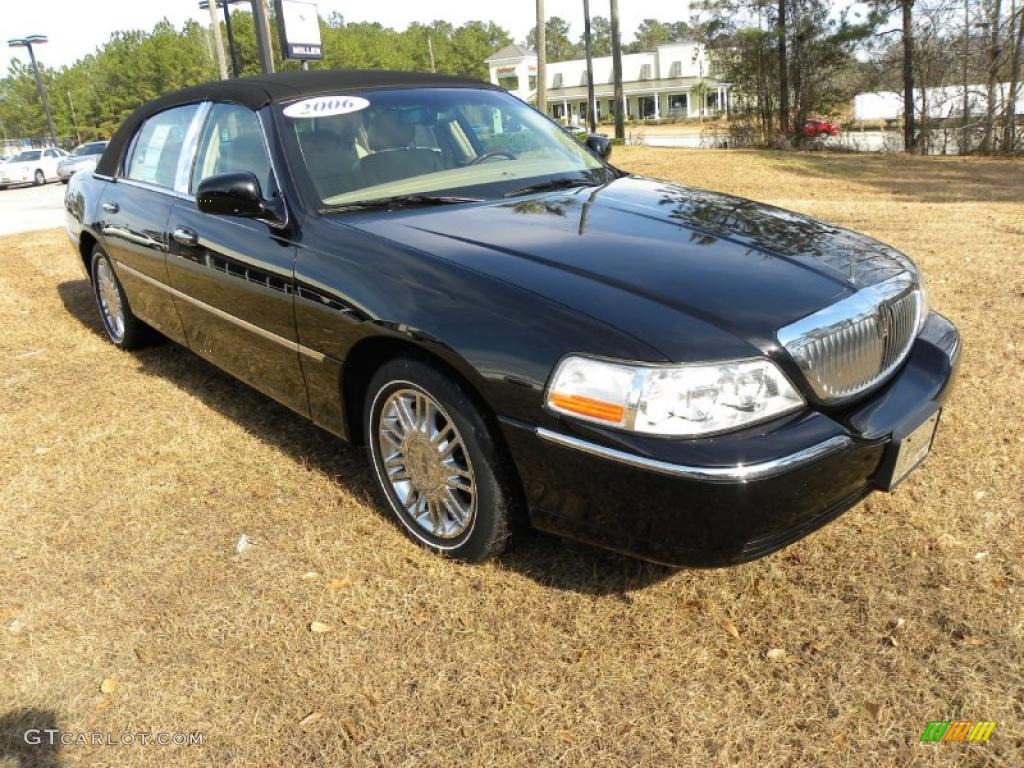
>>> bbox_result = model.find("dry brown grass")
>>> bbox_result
[1,149,1022,767]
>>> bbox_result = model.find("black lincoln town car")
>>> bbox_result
[65,70,960,567]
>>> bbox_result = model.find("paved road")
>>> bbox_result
[0,181,67,236]
[641,131,897,151]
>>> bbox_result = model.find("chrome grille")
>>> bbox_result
[777,274,923,402]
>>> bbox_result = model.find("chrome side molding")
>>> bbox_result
[113,259,325,363]
[536,428,853,483]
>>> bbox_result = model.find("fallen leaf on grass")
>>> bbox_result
[327,577,352,591]
[412,612,428,626]
[234,534,251,554]
[298,711,322,728]
[1,603,23,620]
[865,702,881,720]
[300,571,320,582]
[722,619,740,639]
[557,729,575,746]
[343,720,361,741]
[766,648,787,662]
[134,646,154,664]
[309,621,333,634]
[100,678,118,694]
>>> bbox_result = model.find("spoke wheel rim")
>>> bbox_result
[376,387,476,540]
[95,259,125,343]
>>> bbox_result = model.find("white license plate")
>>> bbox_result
[888,410,940,488]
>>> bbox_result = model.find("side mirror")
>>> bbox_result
[196,171,283,223]
[585,134,613,160]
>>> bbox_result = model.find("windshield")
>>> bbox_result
[72,142,106,157]
[279,88,609,208]
[13,151,41,162]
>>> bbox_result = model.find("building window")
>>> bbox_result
[580,71,589,86]
[668,61,681,78]
[669,93,688,116]
[552,72,563,88]
[707,91,720,111]
[497,76,518,92]
[638,96,656,119]
[528,76,537,91]
[639,63,652,81]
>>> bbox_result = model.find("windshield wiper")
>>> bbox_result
[321,193,483,213]
[503,176,595,198]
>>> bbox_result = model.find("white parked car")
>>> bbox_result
[0,147,68,188]
[57,141,108,183]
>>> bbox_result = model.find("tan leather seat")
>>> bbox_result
[359,111,444,186]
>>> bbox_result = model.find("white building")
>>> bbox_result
[485,42,732,122]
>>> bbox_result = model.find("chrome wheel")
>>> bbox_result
[376,387,476,539]
[95,259,125,342]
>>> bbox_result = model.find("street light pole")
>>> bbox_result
[8,35,57,146]
[252,0,275,74]
[206,0,229,79]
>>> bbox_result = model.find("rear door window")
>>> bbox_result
[126,104,202,190]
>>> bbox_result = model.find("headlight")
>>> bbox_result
[546,356,804,436]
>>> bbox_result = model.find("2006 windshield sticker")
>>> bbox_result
[283,96,370,118]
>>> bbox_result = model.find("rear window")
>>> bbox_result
[73,142,107,157]
[14,151,41,162]
[126,105,201,188]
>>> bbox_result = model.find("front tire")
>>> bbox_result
[364,357,516,562]
[33,169,45,185]
[90,246,152,350]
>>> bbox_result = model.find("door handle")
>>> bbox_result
[172,227,199,247]
[101,201,119,214]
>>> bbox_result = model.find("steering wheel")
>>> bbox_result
[468,150,516,165]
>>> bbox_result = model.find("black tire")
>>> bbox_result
[89,245,154,350]
[61,178,70,184]
[33,169,45,185]
[364,357,517,562]
[818,131,830,139]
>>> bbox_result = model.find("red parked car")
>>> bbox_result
[803,118,840,138]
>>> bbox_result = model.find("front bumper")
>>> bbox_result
[500,311,960,567]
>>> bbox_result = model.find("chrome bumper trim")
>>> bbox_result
[536,428,853,483]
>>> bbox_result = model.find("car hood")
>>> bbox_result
[337,176,915,361]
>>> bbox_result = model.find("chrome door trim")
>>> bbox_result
[101,225,166,251]
[535,428,853,483]
[112,259,325,363]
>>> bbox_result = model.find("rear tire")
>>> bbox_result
[364,357,516,562]
[33,169,45,185]
[89,245,153,350]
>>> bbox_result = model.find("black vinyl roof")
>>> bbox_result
[96,69,492,177]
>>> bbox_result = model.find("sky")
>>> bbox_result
[1,0,693,73]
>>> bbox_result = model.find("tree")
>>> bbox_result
[585,16,613,56]
[626,19,693,52]
[1005,2,1023,151]
[527,16,577,61]
[778,0,790,134]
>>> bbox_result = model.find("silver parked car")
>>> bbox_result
[57,140,108,183]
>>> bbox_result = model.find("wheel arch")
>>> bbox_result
[79,230,99,282]
[341,333,495,448]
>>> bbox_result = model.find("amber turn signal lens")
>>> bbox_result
[548,392,625,424]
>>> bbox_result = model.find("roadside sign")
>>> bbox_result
[274,0,323,61]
